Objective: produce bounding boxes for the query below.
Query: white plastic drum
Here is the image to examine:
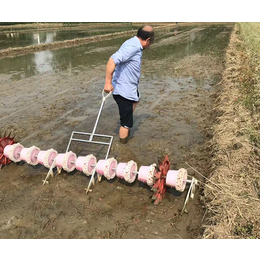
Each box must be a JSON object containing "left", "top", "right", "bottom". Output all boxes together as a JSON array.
[
  {"left": 76, "top": 154, "right": 97, "bottom": 176},
  {"left": 124, "top": 160, "right": 137, "bottom": 183},
  {"left": 96, "top": 158, "right": 117, "bottom": 180},
  {"left": 3, "top": 143, "right": 24, "bottom": 163},
  {"left": 116, "top": 162, "right": 127, "bottom": 179},
  {"left": 37, "top": 148, "right": 58, "bottom": 168},
  {"left": 138, "top": 163, "right": 156, "bottom": 186},
  {"left": 166, "top": 168, "right": 187, "bottom": 192},
  {"left": 20, "top": 146, "right": 41, "bottom": 166},
  {"left": 55, "top": 151, "right": 77, "bottom": 172},
  {"left": 103, "top": 158, "right": 117, "bottom": 180}
]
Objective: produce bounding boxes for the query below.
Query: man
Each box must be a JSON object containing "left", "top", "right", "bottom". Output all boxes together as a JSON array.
[{"left": 104, "top": 25, "right": 154, "bottom": 144}]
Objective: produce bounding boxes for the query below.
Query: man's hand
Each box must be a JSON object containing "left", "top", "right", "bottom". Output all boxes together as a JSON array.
[{"left": 104, "top": 82, "right": 114, "bottom": 93}]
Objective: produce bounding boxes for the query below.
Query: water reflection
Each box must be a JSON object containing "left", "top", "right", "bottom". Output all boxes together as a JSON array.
[
  {"left": 0, "top": 31, "right": 58, "bottom": 50},
  {"left": 32, "top": 32, "right": 58, "bottom": 74},
  {"left": 0, "top": 24, "right": 234, "bottom": 81},
  {"left": 32, "top": 32, "right": 57, "bottom": 45},
  {"left": 33, "top": 33, "right": 40, "bottom": 44},
  {"left": 146, "top": 24, "right": 233, "bottom": 62},
  {"left": 0, "top": 24, "right": 139, "bottom": 50},
  {"left": 34, "top": 50, "right": 54, "bottom": 74},
  {"left": 6, "top": 32, "right": 20, "bottom": 39},
  {"left": 185, "top": 31, "right": 197, "bottom": 56}
]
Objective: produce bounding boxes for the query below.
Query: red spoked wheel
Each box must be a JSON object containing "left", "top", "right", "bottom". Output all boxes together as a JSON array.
[
  {"left": 152, "top": 155, "right": 170, "bottom": 205},
  {"left": 0, "top": 137, "right": 15, "bottom": 169}
]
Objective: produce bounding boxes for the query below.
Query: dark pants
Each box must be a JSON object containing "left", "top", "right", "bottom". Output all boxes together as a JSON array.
[{"left": 113, "top": 94, "right": 136, "bottom": 128}]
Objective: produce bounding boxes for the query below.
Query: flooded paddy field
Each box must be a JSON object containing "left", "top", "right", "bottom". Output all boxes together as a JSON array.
[
  {"left": 0, "top": 23, "right": 140, "bottom": 50},
  {"left": 0, "top": 23, "right": 234, "bottom": 238}
]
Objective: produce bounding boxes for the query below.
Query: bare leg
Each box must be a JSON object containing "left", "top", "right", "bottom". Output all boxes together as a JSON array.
[
  {"left": 133, "top": 101, "right": 138, "bottom": 111},
  {"left": 119, "top": 126, "right": 129, "bottom": 139}
]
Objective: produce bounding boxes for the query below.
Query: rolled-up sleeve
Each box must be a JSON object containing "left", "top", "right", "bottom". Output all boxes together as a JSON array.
[{"left": 111, "top": 43, "right": 137, "bottom": 65}]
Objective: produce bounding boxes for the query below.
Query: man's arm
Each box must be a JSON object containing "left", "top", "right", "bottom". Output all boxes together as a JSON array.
[{"left": 104, "top": 57, "right": 116, "bottom": 93}]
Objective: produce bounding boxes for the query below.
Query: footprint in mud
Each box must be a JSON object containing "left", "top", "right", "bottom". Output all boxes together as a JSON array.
[
  {"left": 111, "top": 141, "right": 141, "bottom": 166},
  {"left": 113, "top": 113, "right": 151, "bottom": 137}
]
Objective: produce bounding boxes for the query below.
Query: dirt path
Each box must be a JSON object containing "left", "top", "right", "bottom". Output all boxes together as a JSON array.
[{"left": 0, "top": 23, "right": 234, "bottom": 238}]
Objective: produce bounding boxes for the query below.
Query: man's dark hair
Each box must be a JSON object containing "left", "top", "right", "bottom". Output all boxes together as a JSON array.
[{"left": 137, "top": 26, "right": 154, "bottom": 42}]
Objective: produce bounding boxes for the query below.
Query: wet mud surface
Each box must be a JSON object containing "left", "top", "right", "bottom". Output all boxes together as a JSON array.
[{"left": 0, "top": 23, "right": 234, "bottom": 238}]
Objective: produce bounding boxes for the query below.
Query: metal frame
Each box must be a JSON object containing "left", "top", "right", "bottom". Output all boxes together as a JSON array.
[
  {"left": 65, "top": 131, "right": 113, "bottom": 159},
  {"left": 43, "top": 90, "right": 113, "bottom": 189},
  {"left": 181, "top": 177, "right": 198, "bottom": 214},
  {"left": 66, "top": 130, "right": 113, "bottom": 193}
]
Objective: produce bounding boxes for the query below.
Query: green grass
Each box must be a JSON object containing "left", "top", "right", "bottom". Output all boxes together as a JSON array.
[
  {"left": 239, "top": 23, "right": 260, "bottom": 59},
  {"left": 237, "top": 23, "right": 260, "bottom": 112}
]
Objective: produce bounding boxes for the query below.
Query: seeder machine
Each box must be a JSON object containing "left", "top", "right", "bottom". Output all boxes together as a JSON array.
[{"left": 0, "top": 91, "right": 198, "bottom": 212}]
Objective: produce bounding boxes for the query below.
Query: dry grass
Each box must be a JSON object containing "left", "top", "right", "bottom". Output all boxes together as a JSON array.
[{"left": 202, "top": 24, "right": 260, "bottom": 239}]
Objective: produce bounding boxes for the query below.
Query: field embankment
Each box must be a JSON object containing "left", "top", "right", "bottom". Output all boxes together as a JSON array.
[
  {"left": 0, "top": 23, "right": 176, "bottom": 59},
  {"left": 202, "top": 23, "right": 260, "bottom": 238}
]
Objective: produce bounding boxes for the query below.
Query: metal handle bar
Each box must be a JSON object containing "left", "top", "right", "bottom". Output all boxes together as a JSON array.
[
  {"left": 102, "top": 89, "right": 112, "bottom": 102},
  {"left": 89, "top": 89, "right": 112, "bottom": 142}
]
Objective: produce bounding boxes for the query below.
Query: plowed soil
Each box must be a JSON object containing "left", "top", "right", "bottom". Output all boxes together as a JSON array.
[{"left": 0, "top": 23, "right": 234, "bottom": 238}]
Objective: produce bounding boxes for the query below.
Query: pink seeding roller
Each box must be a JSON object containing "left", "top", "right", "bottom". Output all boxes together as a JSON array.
[
  {"left": 37, "top": 149, "right": 58, "bottom": 169},
  {"left": 20, "top": 146, "right": 41, "bottom": 166},
  {"left": 166, "top": 168, "right": 188, "bottom": 192},
  {"left": 55, "top": 151, "right": 77, "bottom": 172},
  {"left": 116, "top": 160, "right": 137, "bottom": 183},
  {"left": 96, "top": 158, "right": 117, "bottom": 180},
  {"left": 3, "top": 143, "right": 24, "bottom": 163},
  {"left": 76, "top": 154, "right": 97, "bottom": 176},
  {"left": 138, "top": 163, "right": 156, "bottom": 187}
]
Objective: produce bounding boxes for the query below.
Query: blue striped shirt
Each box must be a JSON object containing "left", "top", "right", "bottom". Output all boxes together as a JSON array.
[{"left": 111, "top": 36, "right": 143, "bottom": 101}]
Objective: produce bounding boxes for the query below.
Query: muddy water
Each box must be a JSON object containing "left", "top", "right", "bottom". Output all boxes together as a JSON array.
[
  {"left": 0, "top": 23, "right": 234, "bottom": 238},
  {"left": 0, "top": 24, "right": 139, "bottom": 50}
]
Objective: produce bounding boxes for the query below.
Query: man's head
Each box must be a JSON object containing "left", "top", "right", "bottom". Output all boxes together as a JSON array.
[{"left": 137, "top": 25, "right": 154, "bottom": 49}]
